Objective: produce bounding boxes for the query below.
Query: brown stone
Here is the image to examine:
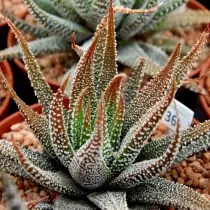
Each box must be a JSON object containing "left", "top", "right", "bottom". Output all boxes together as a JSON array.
[
  {"left": 204, "top": 162, "right": 210, "bottom": 170},
  {"left": 203, "top": 152, "right": 210, "bottom": 163},
  {"left": 188, "top": 161, "right": 204, "bottom": 173},
  {"left": 199, "top": 178, "right": 210, "bottom": 189},
  {"left": 171, "top": 169, "right": 178, "bottom": 179}
]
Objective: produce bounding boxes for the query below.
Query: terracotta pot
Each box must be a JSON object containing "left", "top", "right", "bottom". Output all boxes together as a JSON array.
[
  {"left": 187, "top": 0, "right": 207, "bottom": 10},
  {"left": 7, "top": 29, "right": 60, "bottom": 93},
  {"left": 0, "top": 103, "right": 41, "bottom": 137},
  {"left": 0, "top": 61, "right": 14, "bottom": 120},
  {"left": 199, "top": 58, "right": 210, "bottom": 118}
]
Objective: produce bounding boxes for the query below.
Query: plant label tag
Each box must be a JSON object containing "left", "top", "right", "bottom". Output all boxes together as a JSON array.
[{"left": 161, "top": 99, "right": 194, "bottom": 134}]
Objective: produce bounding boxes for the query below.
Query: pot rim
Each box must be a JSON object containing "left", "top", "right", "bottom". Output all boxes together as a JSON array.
[{"left": 0, "top": 103, "right": 41, "bottom": 136}]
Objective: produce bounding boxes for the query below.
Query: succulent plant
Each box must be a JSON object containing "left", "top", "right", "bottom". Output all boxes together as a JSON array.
[
  {"left": 0, "top": 0, "right": 210, "bottom": 74},
  {"left": 1, "top": 2, "right": 210, "bottom": 209}
]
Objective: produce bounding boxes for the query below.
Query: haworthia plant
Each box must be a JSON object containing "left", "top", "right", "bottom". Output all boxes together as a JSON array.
[
  {"left": 0, "top": 0, "right": 210, "bottom": 75},
  {"left": 1, "top": 1, "right": 210, "bottom": 209}
]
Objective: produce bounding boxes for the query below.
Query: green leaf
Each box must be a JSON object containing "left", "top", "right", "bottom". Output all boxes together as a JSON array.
[
  {"left": 109, "top": 91, "right": 125, "bottom": 153},
  {"left": 120, "top": 0, "right": 136, "bottom": 8},
  {"left": 111, "top": 112, "right": 181, "bottom": 188},
  {"left": 70, "top": 0, "right": 93, "bottom": 21},
  {"left": 124, "top": 57, "right": 145, "bottom": 106},
  {"left": 138, "top": 42, "right": 168, "bottom": 66},
  {"left": 23, "top": 0, "right": 91, "bottom": 41},
  {"left": 0, "top": 71, "right": 56, "bottom": 158},
  {"left": 142, "top": 0, "right": 188, "bottom": 33},
  {"left": 94, "top": 1, "right": 118, "bottom": 98},
  {"left": 157, "top": 9, "right": 210, "bottom": 31},
  {"left": 117, "top": 0, "right": 159, "bottom": 39},
  {"left": 174, "top": 24, "right": 210, "bottom": 87},
  {"left": 33, "top": 0, "right": 61, "bottom": 16},
  {"left": 123, "top": 44, "right": 181, "bottom": 135},
  {"left": 2, "top": 16, "right": 54, "bottom": 116},
  {"left": 117, "top": 41, "right": 166, "bottom": 69},
  {"left": 49, "top": 88, "right": 74, "bottom": 168},
  {"left": 104, "top": 74, "right": 126, "bottom": 123},
  {"left": 128, "top": 177, "right": 210, "bottom": 209},
  {"left": 71, "top": 88, "right": 88, "bottom": 150},
  {"left": 0, "top": 36, "right": 70, "bottom": 61},
  {"left": 70, "top": 36, "right": 97, "bottom": 109},
  {"left": 12, "top": 140, "right": 85, "bottom": 196},
  {"left": 2, "top": 11, "right": 50, "bottom": 38},
  {"left": 88, "top": 191, "right": 128, "bottom": 209},
  {"left": 51, "top": 0, "right": 82, "bottom": 21},
  {"left": 111, "top": 81, "right": 175, "bottom": 174},
  {"left": 69, "top": 96, "right": 111, "bottom": 190},
  {"left": 137, "top": 120, "right": 210, "bottom": 162},
  {"left": 80, "top": 101, "right": 93, "bottom": 147},
  {"left": 0, "top": 140, "right": 56, "bottom": 179}
]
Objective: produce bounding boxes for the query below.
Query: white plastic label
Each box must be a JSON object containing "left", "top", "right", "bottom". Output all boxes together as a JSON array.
[{"left": 161, "top": 99, "right": 194, "bottom": 134}]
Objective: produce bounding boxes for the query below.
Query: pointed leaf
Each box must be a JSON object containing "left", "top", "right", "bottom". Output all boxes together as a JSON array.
[
  {"left": 1, "top": 16, "right": 54, "bottom": 115},
  {"left": 71, "top": 88, "right": 88, "bottom": 150},
  {"left": 49, "top": 87, "right": 74, "bottom": 168},
  {"left": 109, "top": 91, "right": 125, "bottom": 153},
  {"left": 0, "top": 140, "right": 56, "bottom": 180},
  {"left": 0, "top": 71, "right": 55, "bottom": 158},
  {"left": 3, "top": 11, "right": 50, "bottom": 38},
  {"left": 22, "top": 0, "right": 91, "bottom": 41},
  {"left": 69, "top": 96, "right": 111, "bottom": 190},
  {"left": 111, "top": 111, "right": 181, "bottom": 188},
  {"left": 123, "top": 44, "right": 181, "bottom": 135},
  {"left": 12, "top": 139, "right": 85, "bottom": 196},
  {"left": 175, "top": 24, "right": 210, "bottom": 87},
  {"left": 92, "top": 1, "right": 118, "bottom": 98},
  {"left": 142, "top": 0, "right": 188, "bottom": 33},
  {"left": 137, "top": 120, "right": 210, "bottom": 162},
  {"left": 111, "top": 82, "right": 175, "bottom": 173},
  {"left": 88, "top": 191, "right": 128, "bottom": 210},
  {"left": 104, "top": 74, "right": 126, "bottom": 123},
  {"left": 0, "top": 36, "right": 70, "bottom": 62},
  {"left": 71, "top": 32, "right": 84, "bottom": 57},
  {"left": 117, "top": 0, "right": 159, "bottom": 39},
  {"left": 129, "top": 177, "right": 210, "bottom": 209},
  {"left": 70, "top": 36, "right": 98, "bottom": 108},
  {"left": 157, "top": 9, "right": 210, "bottom": 31},
  {"left": 124, "top": 57, "right": 145, "bottom": 106},
  {"left": 80, "top": 101, "right": 92, "bottom": 148}
]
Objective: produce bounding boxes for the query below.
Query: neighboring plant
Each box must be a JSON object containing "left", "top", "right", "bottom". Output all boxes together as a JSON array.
[
  {"left": 1, "top": 2, "right": 210, "bottom": 209},
  {"left": 0, "top": 0, "right": 210, "bottom": 73}
]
